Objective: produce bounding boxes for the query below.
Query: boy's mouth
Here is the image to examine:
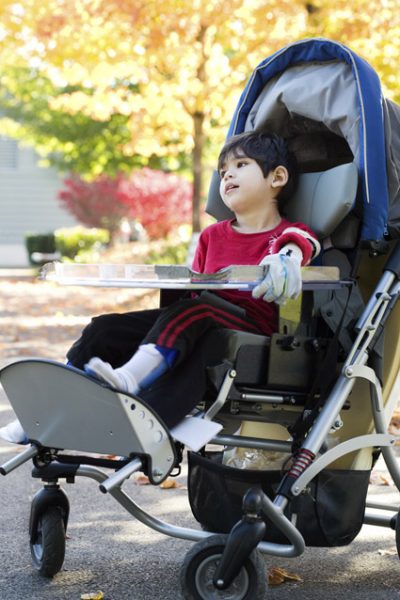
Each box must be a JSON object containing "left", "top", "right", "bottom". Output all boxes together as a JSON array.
[{"left": 225, "top": 183, "right": 238, "bottom": 194}]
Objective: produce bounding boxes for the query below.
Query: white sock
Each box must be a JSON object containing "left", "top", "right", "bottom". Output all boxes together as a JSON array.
[
  {"left": 0, "top": 418, "right": 28, "bottom": 444},
  {"left": 85, "top": 343, "right": 166, "bottom": 394},
  {"left": 85, "top": 357, "right": 140, "bottom": 393}
]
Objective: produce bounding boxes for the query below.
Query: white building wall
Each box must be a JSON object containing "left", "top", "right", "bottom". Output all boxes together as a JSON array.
[{"left": 0, "top": 137, "right": 78, "bottom": 266}]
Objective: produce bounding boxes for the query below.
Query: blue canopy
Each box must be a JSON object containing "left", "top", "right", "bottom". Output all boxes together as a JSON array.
[{"left": 226, "top": 38, "right": 389, "bottom": 241}]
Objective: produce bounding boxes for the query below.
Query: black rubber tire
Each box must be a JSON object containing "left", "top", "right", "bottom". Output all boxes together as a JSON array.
[
  {"left": 30, "top": 506, "right": 66, "bottom": 577},
  {"left": 395, "top": 511, "right": 400, "bottom": 559},
  {"left": 180, "top": 534, "right": 266, "bottom": 600}
]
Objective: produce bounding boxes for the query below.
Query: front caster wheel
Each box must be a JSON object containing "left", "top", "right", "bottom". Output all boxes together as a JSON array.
[
  {"left": 180, "top": 534, "right": 266, "bottom": 600},
  {"left": 30, "top": 506, "right": 66, "bottom": 577}
]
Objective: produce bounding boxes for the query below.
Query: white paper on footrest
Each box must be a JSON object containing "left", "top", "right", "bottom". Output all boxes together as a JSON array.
[{"left": 170, "top": 416, "right": 223, "bottom": 451}]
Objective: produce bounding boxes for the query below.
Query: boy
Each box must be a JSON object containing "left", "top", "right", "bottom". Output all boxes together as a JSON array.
[{"left": 0, "top": 131, "right": 319, "bottom": 442}]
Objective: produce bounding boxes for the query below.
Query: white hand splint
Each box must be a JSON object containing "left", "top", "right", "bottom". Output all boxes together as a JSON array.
[{"left": 252, "top": 243, "right": 303, "bottom": 305}]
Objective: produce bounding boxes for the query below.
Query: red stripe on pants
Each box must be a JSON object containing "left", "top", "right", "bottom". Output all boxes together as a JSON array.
[{"left": 157, "top": 303, "right": 259, "bottom": 348}]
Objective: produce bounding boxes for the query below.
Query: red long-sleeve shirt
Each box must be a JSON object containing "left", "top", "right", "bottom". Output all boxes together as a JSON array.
[{"left": 192, "top": 218, "right": 316, "bottom": 336}]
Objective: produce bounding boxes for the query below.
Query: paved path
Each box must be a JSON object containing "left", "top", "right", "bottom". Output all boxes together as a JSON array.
[{"left": 1, "top": 374, "right": 400, "bottom": 600}]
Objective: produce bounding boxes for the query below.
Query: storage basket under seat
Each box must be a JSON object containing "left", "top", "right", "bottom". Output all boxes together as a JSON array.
[{"left": 188, "top": 451, "right": 370, "bottom": 547}]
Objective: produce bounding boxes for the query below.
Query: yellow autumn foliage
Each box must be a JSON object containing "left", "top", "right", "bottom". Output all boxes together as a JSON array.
[{"left": 0, "top": 0, "right": 399, "bottom": 228}]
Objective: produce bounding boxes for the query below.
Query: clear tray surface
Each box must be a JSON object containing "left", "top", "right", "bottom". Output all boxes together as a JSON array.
[{"left": 40, "top": 262, "right": 342, "bottom": 290}]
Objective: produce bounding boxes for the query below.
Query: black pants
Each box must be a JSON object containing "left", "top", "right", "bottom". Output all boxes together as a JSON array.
[
  {"left": 67, "top": 292, "right": 260, "bottom": 369},
  {"left": 66, "top": 292, "right": 261, "bottom": 427}
]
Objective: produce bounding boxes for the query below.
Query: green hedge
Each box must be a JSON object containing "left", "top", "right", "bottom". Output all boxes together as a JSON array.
[
  {"left": 25, "top": 226, "right": 110, "bottom": 264},
  {"left": 54, "top": 226, "right": 109, "bottom": 259},
  {"left": 25, "top": 232, "right": 57, "bottom": 265},
  {"left": 145, "top": 240, "right": 189, "bottom": 264}
]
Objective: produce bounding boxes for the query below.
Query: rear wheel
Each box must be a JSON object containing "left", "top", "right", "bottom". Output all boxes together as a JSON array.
[
  {"left": 30, "top": 506, "right": 66, "bottom": 577},
  {"left": 395, "top": 511, "right": 400, "bottom": 559},
  {"left": 180, "top": 534, "right": 266, "bottom": 600}
]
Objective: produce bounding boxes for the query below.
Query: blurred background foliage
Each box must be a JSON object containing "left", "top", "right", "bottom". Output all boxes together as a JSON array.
[{"left": 0, "top": 0, "right": 399, "bottom": 233}]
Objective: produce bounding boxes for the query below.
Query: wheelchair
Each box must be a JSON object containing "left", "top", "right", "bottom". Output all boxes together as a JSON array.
[{"left": 2, "top": 38, "right": 400, "bottom": 599}]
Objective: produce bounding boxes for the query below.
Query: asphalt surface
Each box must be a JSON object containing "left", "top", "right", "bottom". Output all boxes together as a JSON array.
[{"left": 1, "top": 369, "right": 400, "bottom": 600}]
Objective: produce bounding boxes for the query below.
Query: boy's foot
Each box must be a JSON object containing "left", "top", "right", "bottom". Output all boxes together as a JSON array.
[
  {"left": 84, "top": 357, "right": 139, "bottom": 395},
  {"left": 0, "top": 419, "right": 28, "bottom": 444}
]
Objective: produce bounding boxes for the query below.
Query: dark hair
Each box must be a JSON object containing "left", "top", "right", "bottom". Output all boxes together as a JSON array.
[{"left": 217, "top": 131, "right": 298, "bottom": 203}]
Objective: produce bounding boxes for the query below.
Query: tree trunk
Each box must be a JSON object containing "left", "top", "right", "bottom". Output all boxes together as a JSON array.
[
  {"left": 191, "top": 23, "right": 208, "bottom": 233},
  {"left": 192, "top": 110, "right": 205, "bottom": 233}
]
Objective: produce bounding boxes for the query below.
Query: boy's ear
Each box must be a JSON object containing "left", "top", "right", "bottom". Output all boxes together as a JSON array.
[{"left": 271, "top": 165, "right": 289, "bottom": 188}]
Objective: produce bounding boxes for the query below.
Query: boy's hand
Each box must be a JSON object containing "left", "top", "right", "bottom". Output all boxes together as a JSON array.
[{"left": 252, "top": 247, "right": 302, "bottom": 305}]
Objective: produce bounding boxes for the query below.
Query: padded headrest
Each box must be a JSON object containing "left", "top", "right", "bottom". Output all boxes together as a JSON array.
[
  {"left": 282, "top": 162, "right": 358, "bottom": 239},
  {"left": 206, "top": 161, "right": 359, "bottom": 240}
]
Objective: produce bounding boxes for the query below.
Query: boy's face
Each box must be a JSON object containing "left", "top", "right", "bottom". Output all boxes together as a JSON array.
[{"left": 219, "top": 151, "right": 278, "bottom": 214}]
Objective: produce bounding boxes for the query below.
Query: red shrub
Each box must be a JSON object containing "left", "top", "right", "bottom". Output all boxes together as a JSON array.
[
  {"left": 118, "top": 168, "right": 192, "bottom": 239},
  {"left": 59, "top": 169, "right": 193, "bottom": 239},
  {"left": 58, "top": 174, "right": 128, "bottom": 237}
]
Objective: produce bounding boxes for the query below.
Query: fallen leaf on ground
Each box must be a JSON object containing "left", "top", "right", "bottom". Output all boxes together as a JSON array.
[
  {"left": 80, "top": 592, "right": 104, "bottom": 600},
  {"left": 389, "top": 409, "right": 400, "bottom": 436},
  {"left": 160, "top": 478, "right": 184, "bottom": 489},
  {"left": 377, "top": 548, "right": 397, "bottom": 556},
  {"left": 135, "top": 474, "right": 150, "bottom": 485},
  {"left": 268, "top": 566, "right": 303, "bottom": 586},
  {"left": 369, "top": 472, "right": 391, "bottom": 486}
]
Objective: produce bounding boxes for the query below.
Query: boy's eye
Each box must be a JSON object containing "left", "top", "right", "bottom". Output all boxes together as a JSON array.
[
  {"left": 237, "top": 160, "right": 248, "bottom": 168},
  {"left": 219, "top": 170, "right": 226, "bottom": 179}
]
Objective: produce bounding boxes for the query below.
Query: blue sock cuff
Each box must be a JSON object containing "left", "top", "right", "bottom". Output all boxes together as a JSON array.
[
  {"left": 140, "top": 361, "right": 168, "bottom": 389},
  {"left": 155, "top": 345, "right": 178, "bottom": 368}
]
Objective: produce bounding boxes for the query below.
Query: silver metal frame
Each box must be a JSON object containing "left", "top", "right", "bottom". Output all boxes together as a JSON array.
[{"left": 260, "top": 267, "right": 400, "bottom": 531}]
